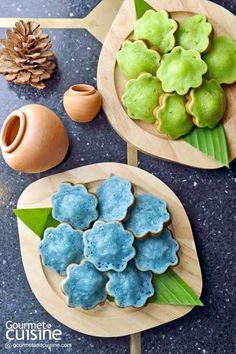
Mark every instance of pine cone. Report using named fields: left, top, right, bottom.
left=0, top=20, right=56, bottom=89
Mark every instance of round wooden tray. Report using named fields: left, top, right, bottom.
left=97, top=0, right=236, bottom=169
left=17, top=162, right=202, bottom=337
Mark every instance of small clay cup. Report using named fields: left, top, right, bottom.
left=0, top=104, right=69, bottom=173
left=63, top=84, right=102, bottom=123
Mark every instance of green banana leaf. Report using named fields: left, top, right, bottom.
left=149, top=271, right=203, bottom=305
left=135, top=0, right=153, bottom=19
left=13, top=208, right=59, bottom=239
left=13, top=207, right=203, bottom=306
left=184, top=124, right=229, bottom=167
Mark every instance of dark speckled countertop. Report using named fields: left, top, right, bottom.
left=0, top=1, right=235, bottom=353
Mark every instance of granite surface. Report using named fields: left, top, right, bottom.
left=0, top=0, right=101, bottom=18
left=0, top=1, right=235, bottom=353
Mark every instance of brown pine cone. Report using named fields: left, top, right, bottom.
left=0, top=20, right=56, bottom=89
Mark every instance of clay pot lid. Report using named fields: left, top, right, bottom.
left=69, top=84, right=96, bottom=96
left=0, top=110, right=26, bottom=153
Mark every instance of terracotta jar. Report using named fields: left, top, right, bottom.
left=0, top=104, right=69, bottom=173
left=63, top=84, right=102, bottom=123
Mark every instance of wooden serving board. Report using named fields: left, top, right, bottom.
left=17, top=162, right=202, bottom=337
left=0, top=0, right=124, bottom=44
left=97, top=0, right=236, bottom=169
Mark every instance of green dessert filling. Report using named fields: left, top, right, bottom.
left=157, top=46, right=207, bottom=95
left=176, top=15, right=212, bottom=53
left=134, top=9, right=178, bottom=54
left=155, top=93, right=193, bottom=139
left=117, top=40, right=161, bottom=79
left=203, top=35, right=236, bottom=84
left=187, top=79, right=226, bottom=128
left=122, top=73, right=163, bottom=123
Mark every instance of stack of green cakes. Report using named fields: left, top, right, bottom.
left=117, top=10, right=236, bottom=140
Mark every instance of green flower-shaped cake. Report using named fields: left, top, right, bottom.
left=203, top=36, right=236, bottom=84
left=157, top=46, right=207, bottom=95
left=134, top=9, right=178, bottom=54
left=122, top=73, right=163, bottom=123
left=186, top=78, right=226, bottom=128
left=154, top=94, right=193, bottom=139
left=176, top=15, right=212, bottom=53
left=116, top=40, right=161, bottom=79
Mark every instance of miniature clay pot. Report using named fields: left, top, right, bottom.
left=63, top=84, right=102, bottom=123
left=0, top=104, right=69, bottom=173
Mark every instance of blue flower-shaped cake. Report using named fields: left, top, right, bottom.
left=39, top=224, right=84, bottom=276
left=96, top=176, right=134, bottom=222
left=61, top=261, right=107, bottom=310
left=52, top=182, right=98, bottom=230
left=125, top=194, right=170, bottom=239
left=106, top=261, right=154, bottom=308
left=134, top=229, right=179, bottom=274
left=83, top=221, right=135, bottom=272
